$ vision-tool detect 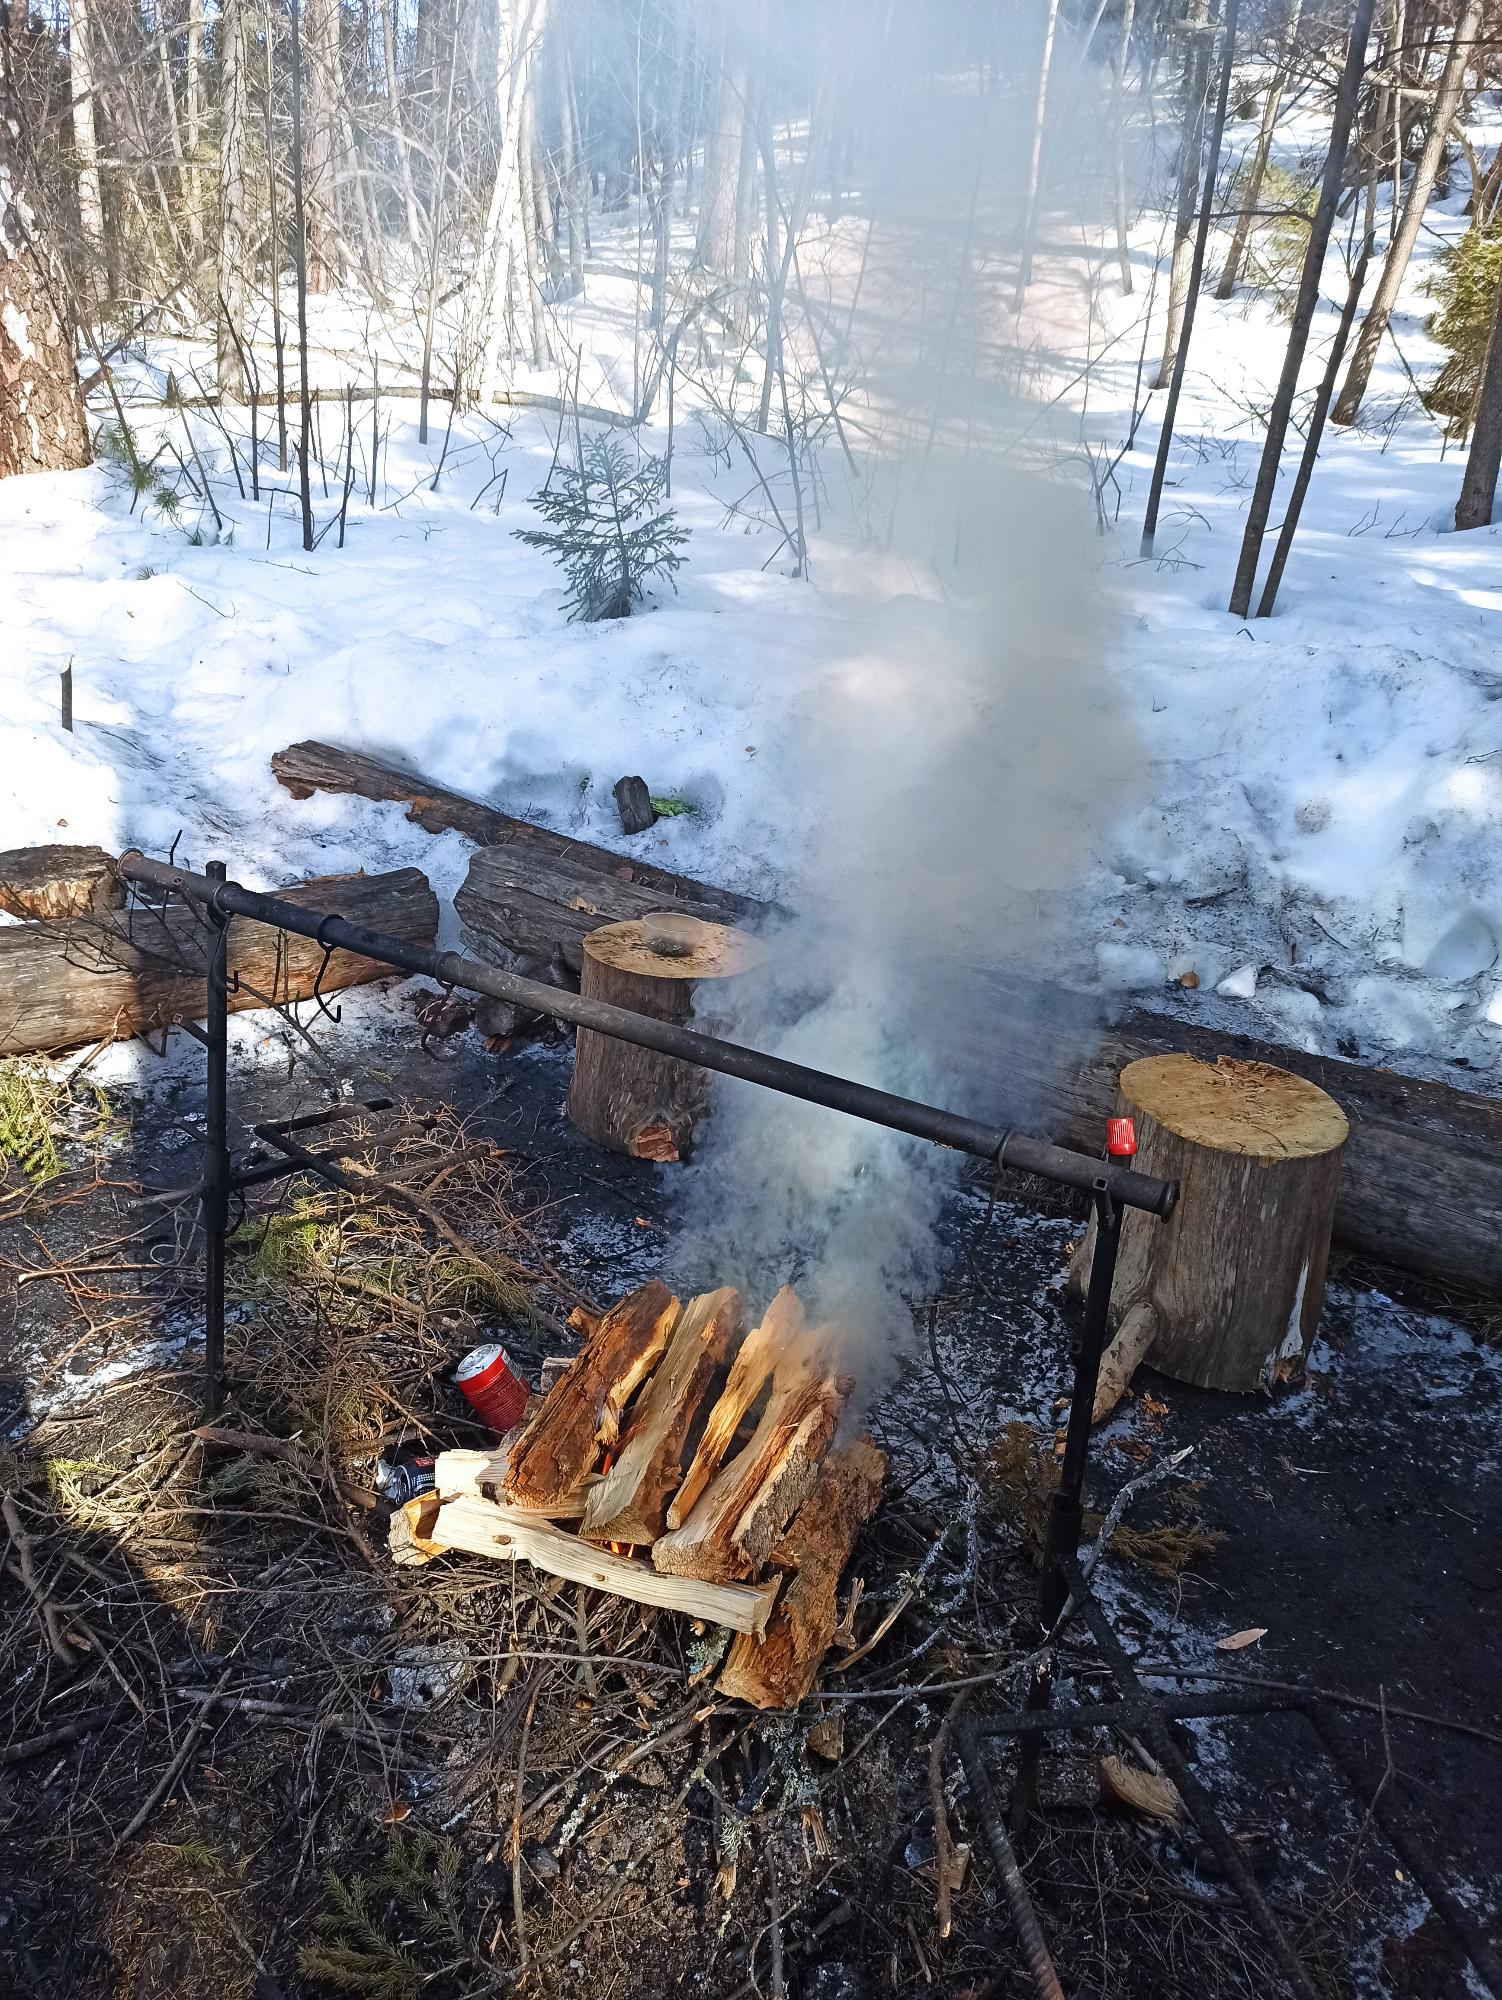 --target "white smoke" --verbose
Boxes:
[671,10,1142,1389]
